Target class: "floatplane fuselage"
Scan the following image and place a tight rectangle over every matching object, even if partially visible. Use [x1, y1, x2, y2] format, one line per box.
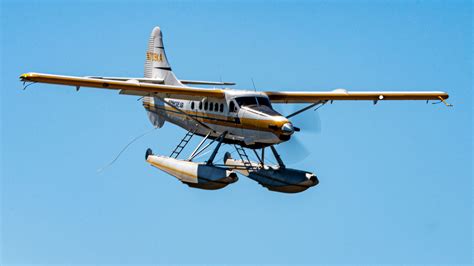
[143, 90, 295, 149]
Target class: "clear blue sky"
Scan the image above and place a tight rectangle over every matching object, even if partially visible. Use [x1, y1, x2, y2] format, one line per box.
[1, 0, 472, 264]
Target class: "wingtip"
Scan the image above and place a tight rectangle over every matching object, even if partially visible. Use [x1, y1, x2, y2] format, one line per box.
[443, 92, 449, 100]
[19, 72, 32, 81]
[19, 72, 39, 81]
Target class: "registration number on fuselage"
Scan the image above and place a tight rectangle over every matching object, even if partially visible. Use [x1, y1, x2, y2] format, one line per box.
[168, 99, 184, 108]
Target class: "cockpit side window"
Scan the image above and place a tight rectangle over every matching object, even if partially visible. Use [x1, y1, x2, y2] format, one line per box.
[256, 97, 272, 107]
[229, 101, 235, 113]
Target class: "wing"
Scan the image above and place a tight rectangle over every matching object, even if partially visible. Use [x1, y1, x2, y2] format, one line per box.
[20, 72, 225, 98]
[264, 89, 450, 104]
[85, 76, 165, 84]
[86, 76, 235, 86]
[180, 80, 235, 86]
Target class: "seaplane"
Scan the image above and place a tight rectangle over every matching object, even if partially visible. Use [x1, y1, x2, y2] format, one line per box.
[20, 26, 451, 193]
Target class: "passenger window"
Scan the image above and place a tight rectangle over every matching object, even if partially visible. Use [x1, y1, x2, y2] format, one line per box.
[204, 101, 208, 110]
[220, 103, 224, 112]
[209, 102, 214, 111]
[191, 102, 195, 110]
[229, 101, 235, 113]
[199, 102, 202, 110]
[214, 103, 218, 112]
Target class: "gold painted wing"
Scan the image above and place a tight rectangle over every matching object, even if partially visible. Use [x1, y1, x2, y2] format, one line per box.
[20, 72, 225, 98]
[264, 89, 449, 103]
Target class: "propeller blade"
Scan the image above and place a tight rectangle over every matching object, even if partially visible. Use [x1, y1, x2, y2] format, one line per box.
[277, 135, 310, 165]
[289, 107, 322, 134]
[274, 104, 322, 134]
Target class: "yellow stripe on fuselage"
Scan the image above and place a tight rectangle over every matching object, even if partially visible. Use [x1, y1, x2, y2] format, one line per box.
[146, 105, 287, 133]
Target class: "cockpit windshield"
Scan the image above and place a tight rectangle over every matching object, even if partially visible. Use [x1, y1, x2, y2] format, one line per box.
[234, 96, 280, 116]
[235, 96, 257, 107]
[235, 96, 272, 108]
[256, 97, 272, 107]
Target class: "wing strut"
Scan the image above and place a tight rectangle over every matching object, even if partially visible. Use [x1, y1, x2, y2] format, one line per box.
[286, 101, 327, 119]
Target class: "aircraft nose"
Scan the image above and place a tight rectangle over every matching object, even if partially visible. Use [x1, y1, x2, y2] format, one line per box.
[281, 122, 294, 135]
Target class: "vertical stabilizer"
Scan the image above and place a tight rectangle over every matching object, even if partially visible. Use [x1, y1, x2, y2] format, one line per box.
[144, 27, 183, 86]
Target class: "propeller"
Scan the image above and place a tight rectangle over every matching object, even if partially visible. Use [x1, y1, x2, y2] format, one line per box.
[273, 103, 323, 165]
[276, 135, 310, 165]
[274, 103, 323, 134]
[288, 104, 322, 134]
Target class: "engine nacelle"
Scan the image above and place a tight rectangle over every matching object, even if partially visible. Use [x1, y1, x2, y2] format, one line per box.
[224, 152, 318, 193]
[146, 149, 238, 190]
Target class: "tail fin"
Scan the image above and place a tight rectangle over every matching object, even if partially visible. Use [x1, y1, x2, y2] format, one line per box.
[144, 27, 183, 86]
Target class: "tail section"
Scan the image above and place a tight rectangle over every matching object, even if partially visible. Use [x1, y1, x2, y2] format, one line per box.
[143, 26, 177, 128]
[144, 27, 183, 86]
